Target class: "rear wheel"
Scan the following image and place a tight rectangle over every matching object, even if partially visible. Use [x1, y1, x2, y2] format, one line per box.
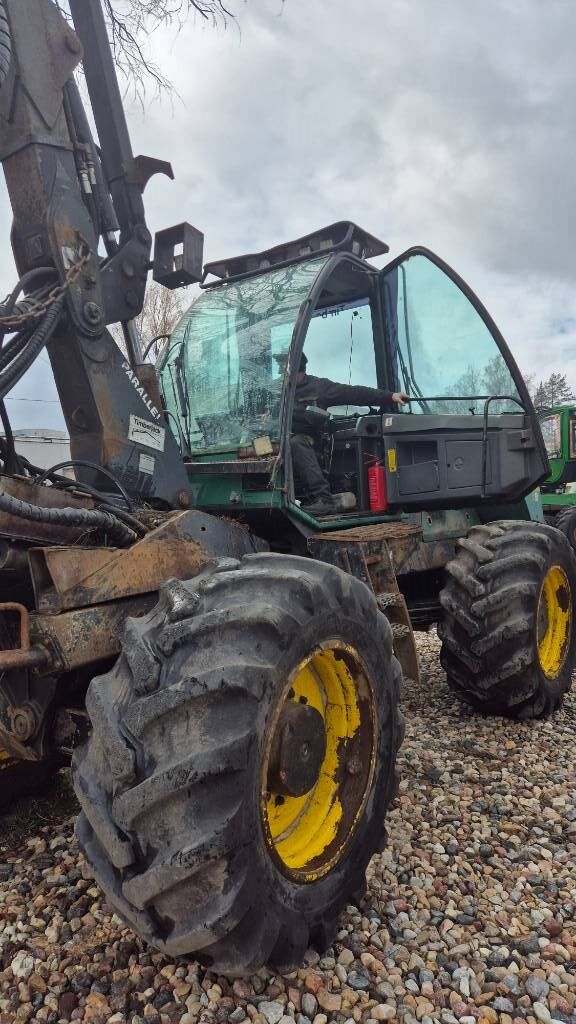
[73, 553, 403, 974]
[553, 506, 576, 551]
[438, 520, 576, 718]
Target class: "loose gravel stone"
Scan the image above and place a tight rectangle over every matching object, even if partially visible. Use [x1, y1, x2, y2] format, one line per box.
[301, 993, 317, 1018]
[1, 635, 575, 1024]
[260, 1000, 285, 1024]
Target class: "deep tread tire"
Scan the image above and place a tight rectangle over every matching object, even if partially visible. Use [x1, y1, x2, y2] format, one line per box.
[73, 553, 403, 974]
[553, 506, 576, 552]
[438, 520, 576, 718]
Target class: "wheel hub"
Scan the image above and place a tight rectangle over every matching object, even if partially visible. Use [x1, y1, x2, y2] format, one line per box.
[268, 702, 327, 797]
[261, 644, 376, 882]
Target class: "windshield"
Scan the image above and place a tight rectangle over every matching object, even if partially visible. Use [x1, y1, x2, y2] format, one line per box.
[382, 254, 521, 415]
[159, 257, 328, 454]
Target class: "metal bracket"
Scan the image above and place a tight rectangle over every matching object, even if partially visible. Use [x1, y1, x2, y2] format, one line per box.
[0, 603, 48, 672]
[153, 222, 204, 289]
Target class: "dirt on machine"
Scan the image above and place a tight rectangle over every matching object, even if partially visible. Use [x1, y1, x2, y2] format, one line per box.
[0, 0, 574, 976]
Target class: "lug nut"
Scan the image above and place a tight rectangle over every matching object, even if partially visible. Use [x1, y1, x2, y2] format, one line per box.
[346, 755, 362, 776]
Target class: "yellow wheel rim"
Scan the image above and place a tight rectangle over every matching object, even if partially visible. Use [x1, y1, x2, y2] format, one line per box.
[261, 642, 376, 882]
[537, 565, 571, 679]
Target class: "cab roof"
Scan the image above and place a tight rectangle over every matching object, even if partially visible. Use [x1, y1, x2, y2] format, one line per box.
[202, 221, 389, 287]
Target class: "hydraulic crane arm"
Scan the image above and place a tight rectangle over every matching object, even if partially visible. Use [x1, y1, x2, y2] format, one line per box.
[0, 0, 201, 508]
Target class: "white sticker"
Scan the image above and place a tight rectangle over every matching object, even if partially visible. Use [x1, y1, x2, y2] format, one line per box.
[384, 417, 393, 427]
[129, 414, 165, 451]
[139, 452, 155, 475]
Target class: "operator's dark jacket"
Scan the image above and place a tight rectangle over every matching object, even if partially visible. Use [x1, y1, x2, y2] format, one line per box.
[293, 374, 394, 435]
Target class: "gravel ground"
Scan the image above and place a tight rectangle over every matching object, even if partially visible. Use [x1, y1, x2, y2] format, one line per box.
[1, 632, 575, 1024]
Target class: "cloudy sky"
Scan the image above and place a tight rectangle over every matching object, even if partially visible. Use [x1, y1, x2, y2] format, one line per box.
[0, 0, 574, 430]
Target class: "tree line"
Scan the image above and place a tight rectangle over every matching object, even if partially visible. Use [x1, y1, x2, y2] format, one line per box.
[523, 371, 575, 409]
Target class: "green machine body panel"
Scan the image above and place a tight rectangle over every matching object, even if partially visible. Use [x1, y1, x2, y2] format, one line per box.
[538, 406, 576, 516]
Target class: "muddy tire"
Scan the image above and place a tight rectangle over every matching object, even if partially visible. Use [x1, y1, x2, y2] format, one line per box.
[553, 506, 576, 551]
[438, 520, 576, 718]
[73, 553, 403, 974]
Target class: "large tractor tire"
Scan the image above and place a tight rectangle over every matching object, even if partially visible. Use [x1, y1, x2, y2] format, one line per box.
[439, 521, 576, 718]
[553, 506, 576, 552]
[73, 553, 403, 974]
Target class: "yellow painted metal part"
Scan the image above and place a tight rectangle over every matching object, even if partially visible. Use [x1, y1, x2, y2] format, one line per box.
[262, 643, 375, 882]
[0, 748, 15, 770]
[537, 564, 571, 678]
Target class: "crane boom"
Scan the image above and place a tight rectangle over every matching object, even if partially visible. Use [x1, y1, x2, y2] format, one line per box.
[0, 0, 199, 506]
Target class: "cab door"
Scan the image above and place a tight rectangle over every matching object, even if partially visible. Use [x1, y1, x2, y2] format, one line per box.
[377, 248, 549, 509]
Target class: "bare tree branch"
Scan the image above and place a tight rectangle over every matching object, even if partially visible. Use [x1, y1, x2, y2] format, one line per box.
[55, 1, 238, 100]
[136, 282, 187, 362]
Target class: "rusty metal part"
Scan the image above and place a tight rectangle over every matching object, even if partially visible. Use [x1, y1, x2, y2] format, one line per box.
[268, 702, 327, 798]
[0, 541, 31, 574]
[0, 647, 48, 671]
[8, 704, 38, 741]
[29, 509, 267, 613]
[319, 522, 422, 542]
[0, 722, 39, 761]
[0, 658, 58, 761]
[308, 524, 421, 687]
[317, 521, 423, 574]
[31, 593, 157, 672]
[0, 602, 49, 672]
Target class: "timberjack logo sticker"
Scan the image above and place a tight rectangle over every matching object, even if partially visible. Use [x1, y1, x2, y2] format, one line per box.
[129, 414, 165, 452]
[121, 360, 161, 420]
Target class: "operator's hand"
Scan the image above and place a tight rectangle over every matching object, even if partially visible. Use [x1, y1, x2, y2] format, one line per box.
[392, 391, 410, 406]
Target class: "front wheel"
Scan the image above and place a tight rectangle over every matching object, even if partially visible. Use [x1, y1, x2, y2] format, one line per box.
[73, 553, 403, 974]
[439, 520, 576, 718]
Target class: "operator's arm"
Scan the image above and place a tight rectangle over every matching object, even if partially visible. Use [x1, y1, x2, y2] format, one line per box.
[316, 378, 407, 408]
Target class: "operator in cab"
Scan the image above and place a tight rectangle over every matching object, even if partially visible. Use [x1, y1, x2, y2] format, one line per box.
[292, 353, 409, 515]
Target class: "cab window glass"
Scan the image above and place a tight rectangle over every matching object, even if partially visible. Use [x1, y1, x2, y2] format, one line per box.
[302, 297, 377, 414]
[540, 414, 562, 458]
[382, 254, 520, 414]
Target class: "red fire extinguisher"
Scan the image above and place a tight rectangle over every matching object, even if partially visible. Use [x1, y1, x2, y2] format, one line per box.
[368, 461, 388, 512]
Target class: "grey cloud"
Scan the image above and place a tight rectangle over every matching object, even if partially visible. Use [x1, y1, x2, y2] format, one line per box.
[1, 0, 575, 432]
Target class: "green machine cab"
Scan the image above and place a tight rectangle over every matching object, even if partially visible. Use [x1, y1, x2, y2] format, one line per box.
[159, 222, 576, 719]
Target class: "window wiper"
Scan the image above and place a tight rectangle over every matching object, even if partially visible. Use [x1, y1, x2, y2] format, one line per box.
[174, 348, 192, 444]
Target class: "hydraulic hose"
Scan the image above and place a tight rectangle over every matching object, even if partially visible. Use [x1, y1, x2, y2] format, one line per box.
[0, 296, 64, 399]
[0, 489, 137, 547]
